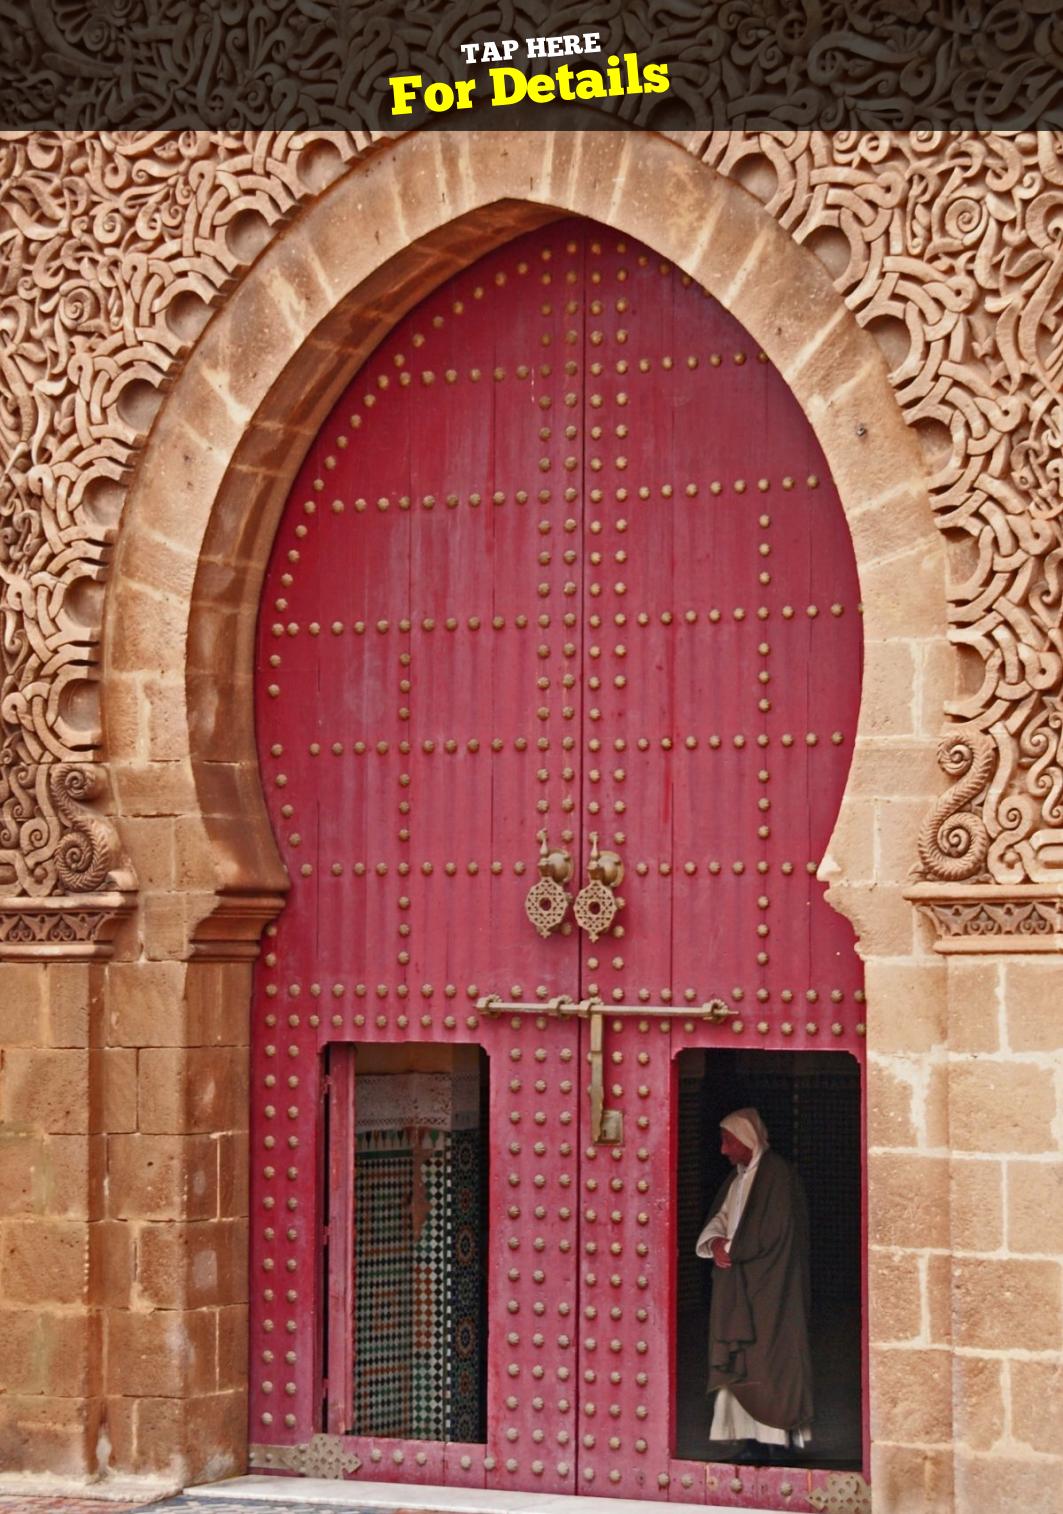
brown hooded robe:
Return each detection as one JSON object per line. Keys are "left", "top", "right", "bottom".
{"left": 705, "top": 1149, "right": 813, "bottom": 1431}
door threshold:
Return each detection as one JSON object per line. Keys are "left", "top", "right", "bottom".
{"left": 191, "top": 1475, "right": 778, "bottom": 1514}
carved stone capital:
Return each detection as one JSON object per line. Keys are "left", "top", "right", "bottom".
{"left": 0, "top": 891, "right": 137, "bottom": 960}
{"left": 190, "top": 891, "right": 287, "bottom": 961}
{"left": 907, "top": 884, "right": 1063, "bottom": 954}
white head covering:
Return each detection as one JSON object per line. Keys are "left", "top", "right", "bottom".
{"left": 720, "top": 1107, "right": 770, "bottom": 1163}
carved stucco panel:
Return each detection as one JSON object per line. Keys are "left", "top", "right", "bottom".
{"left": 1, "top": 129, "right": 1061, "bottom": 945}
{"left": 696, "top": 132, "right": 1063, "bottom": 895}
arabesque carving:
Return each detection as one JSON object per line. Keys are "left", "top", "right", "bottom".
{"left": 1, "top": 129, "right": 1062, "bottom": 946}
{"left": 698, "top": 131, "right": 1063, "bottom": 894}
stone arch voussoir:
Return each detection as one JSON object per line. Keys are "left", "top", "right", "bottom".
{"left": 104, "top": 128, "right": 942, "bottom": 962}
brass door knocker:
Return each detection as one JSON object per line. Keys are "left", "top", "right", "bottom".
{"left": 573, "top": 832, "right": 624, "bottom": 942}
{"left": 524, "top": 829, "right": 574, "bottom": 938}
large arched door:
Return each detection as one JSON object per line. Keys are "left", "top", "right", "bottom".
{"left": 250, "top": 220, "right": 865, "bottom": 1508}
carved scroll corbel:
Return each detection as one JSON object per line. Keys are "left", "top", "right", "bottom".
{"left": 0, "top": 762, "right": 137, "bottom": 959}
{"left": 49, "top": 763, "right": 131, "bottom": 893}
{"left": 916, "top": 732, "right": 995, "bottom": 882}
{"left": 908, "top": 729, "right": 1063, "bottom": 952}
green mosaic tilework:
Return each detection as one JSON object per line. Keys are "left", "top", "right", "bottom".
{"left": 353, "top": 1137, "right": 414, "bottom": 1436}
{"left": 352, "top": 1126, "right": 486, "bottom": 1441}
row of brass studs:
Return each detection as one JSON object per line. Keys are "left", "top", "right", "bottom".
{"left": 272, "top": 729, "right": 847, "bottom": 757}
{"left": 287, "top": 858, "right": 827, "bottom": 876}
{"left": 284, "top": 858, "right": 830, "bottom": 880}
{"left": 256, "top": 921, "right": 299, "bottom": 1422}
{"left": 262, "top": 981, "right": 863, "bottom": 1008}
{"left": 259, "top": 989, "right": 864, "bottom": 1015}
{"left": 272, "top": 733, "right": 848, "bottom": 756}
{"left": 269, "top": 605, "right": 853, "bottom": 635}
{"left": 342, "top": 353, "right": 772, "bottom": 434}
{"left": 754, "top": 525, "right": 773, "bottom": 724}
{"left": 348, "top": 351, "right": 772, "bottom": 389}
{"left": 529, "top": 259, "right": 577, "bottom": 878}
{"left": 258, "top": 982, "right": 861, "bottom": 1011}
{"left": 346, "top": 346, "right": 766, "bottom": 376}
{"left": 251, "top": 1450, "right": 773, "bottom": 1491}
{"left": 581, "top": 289, "right": 627, "bottom": 891}
{"left": 492, "top": 314, "right": 583, "bottom": 1486}
{"left": 294, "top": 475, "right": 822, "bottom": 512}
{"left": 359, "top": 346, "right": 767, "bottom": 367}
{"left": 394, "top": 635, "right": 409, "bottom": 971}
{"left": 259, "top": 1010, "right": 865, "bottom": 1037}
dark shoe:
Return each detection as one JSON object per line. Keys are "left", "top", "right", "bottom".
{"left": 730, "top": 1439, "right": 762, "bottom": 1464}
{"left": 707, "top": 1438, "right": 747, "bottom": 1463}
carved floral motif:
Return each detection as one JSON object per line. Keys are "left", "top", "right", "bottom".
{"left": 0, "top": 129, "right": 1061, "bottom": 942}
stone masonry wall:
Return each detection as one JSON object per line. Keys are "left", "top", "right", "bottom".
{"left": 863, "top": 953, "right": 1062, "bottom": 1514}
{"left": 0, "top": 959, "right": 250, "bottom": 1485}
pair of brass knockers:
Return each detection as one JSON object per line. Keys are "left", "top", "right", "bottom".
{"left": 524, "top": 829, "right": 624, "bottom": 942}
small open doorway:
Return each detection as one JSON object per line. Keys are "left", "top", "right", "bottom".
{"left": 324, "top": 1043, "right": 490, "bottom": 1445}
{"left": 675, "top": 1050, "right": 863, "bottom": 1469}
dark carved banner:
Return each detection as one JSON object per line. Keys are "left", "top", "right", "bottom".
{"left": 1, "top": 2, "right": 1063, "bottom": 130}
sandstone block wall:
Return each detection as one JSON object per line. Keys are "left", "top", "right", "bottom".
{"left": 0, "top": 960, "right": 250, "bottom": 1485}
{"left": 864, "top": 956, "right": 1062, "bottom": 1514}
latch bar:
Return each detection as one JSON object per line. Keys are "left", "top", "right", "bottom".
{"left": 477, "top": 993, "right": 736, "bottom": 1143}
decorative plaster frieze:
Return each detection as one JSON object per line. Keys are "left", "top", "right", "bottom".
{"left": 0, "top": 888, "right": 135, "bottom": 957}
{"left": 907, "top": 882, "right": 1063, "bottom": 953}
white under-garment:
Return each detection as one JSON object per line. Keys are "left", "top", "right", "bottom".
{"left": 710, "top": 1388, "right": 809, "bottom": 1448}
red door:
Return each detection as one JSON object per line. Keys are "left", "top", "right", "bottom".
{"left": 250, "top": 220, "right": 865, "bottom": 1506}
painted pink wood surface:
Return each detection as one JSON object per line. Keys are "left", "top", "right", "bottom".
{"left": 251, "top": 219, "right": 865, "bottom": 1504}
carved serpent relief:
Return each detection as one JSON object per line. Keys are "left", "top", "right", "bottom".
{"left": 917, "top": 734, "right": 996, "bottom": 884}
{"left": 0, "top": 130, "right": 1061, "bottom": 927}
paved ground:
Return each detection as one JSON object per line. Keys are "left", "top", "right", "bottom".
{"left": 0, "top": 1502, "right": 157, "bottom": 1514}
{"left": 0, "top": 1501, "right": 421, "bottom": 1514}
{"left": 158, "top": 1503, "right": 415, "bottom": 1514}
{"left": 0, "top": 1502, "right": 388, "bottom": 1514}
{"left": 164, "top": 1503, "right": 404, "bottom": 1514}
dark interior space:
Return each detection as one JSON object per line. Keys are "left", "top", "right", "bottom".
{"left": 675, "top": 1049, "right": 863, "bottom": 1469}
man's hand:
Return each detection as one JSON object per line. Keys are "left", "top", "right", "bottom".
{"left": 710, "top": 1237, "right": 732, "bottom": 1269}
